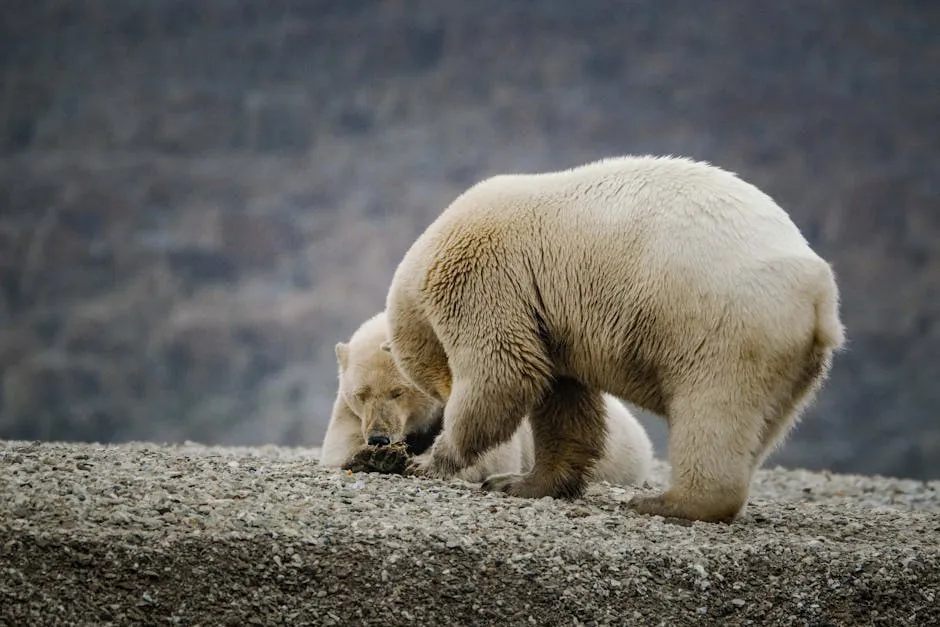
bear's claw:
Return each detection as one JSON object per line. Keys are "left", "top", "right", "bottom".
{"left": 404, "top": 451, "right": 444, "bottom": 478}
{"left": 403, "top": 454, "right": 430, "bottom": 477}
{"left": 404, "top": 449, "right": 464, "bottom": 480}
{"left": 480, "top": 473, "right": 527, "bottom": 494}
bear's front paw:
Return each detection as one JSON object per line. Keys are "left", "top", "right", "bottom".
{"left": 481, "top": 471, "right": 587, "bottom": 499}
{"left": 405, "top": 449, "right": 461, "bottom": 479}
{"left": 480, "top": 473, "right": 528, "bottom": 495}
{"left": 404, "top": 452, "right": 433, "bottom": 477}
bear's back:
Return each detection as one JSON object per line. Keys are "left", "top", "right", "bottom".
{"left": 436, "top": 157, "right": 829, "bottom": 356}
{"left": 442, "top": 155, "right": 818, "bottom": 273}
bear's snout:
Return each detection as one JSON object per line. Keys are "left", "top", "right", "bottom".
{"left": 367, "top": 433, "right": 391, "bottom": 447}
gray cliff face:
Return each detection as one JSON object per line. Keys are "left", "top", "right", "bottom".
{"left": 1, "top": 441, "right": 938, "bottom": 626}
{"left": 0, "top": 1, "right": 938, "bottom": 479}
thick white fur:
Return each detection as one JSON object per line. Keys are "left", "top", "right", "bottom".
{"left": 319, "top": 312, "right": 653, "bottom": 487}
{"left": 385, "top": 155, "right": 845, "bottom": 523}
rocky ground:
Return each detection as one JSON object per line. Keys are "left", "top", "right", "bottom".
{"left": 1, "top": 440, "right": 937, "bottom": 626}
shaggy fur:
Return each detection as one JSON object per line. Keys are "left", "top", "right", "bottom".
{"left": 319, "top": 312, "right": 653, "bottom": 486}
{"left": 385, "top": 155, "right": 845, "bottom": 523}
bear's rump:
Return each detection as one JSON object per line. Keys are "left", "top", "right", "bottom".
{"left": 530, "top": 248, "right": 820, "bottom": 410}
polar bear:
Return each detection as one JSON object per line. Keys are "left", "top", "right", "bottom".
{"left": 319, "top": 311, "right": 653, "bottom": 487}
{"left": 384, "top": 155, "right": 845, "bottom": 523}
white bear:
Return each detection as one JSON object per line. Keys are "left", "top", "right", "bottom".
{"left": 319, "top": 311, "right": 653, "bottom": 487}
{"left": 384, "top": 155, "right": 845, "bottom": 523}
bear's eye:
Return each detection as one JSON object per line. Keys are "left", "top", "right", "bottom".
{"left": 353, "top": 389, "right": 369, "bottom": 403}
{"left": 389, "top": 389, "right": 404, "bottom": 400}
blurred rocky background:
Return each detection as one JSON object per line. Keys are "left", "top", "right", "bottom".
{"left": 0, "top": 0, "right": 937, "bottom": 480}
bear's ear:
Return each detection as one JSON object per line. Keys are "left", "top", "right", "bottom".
{"left": 379, "top": 341, "right": 392, "bottom": 353}
{"left": 335, "top": 342, "right": 349, "bottom": 369}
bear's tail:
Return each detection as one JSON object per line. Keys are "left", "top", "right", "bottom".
{"left": 812, "top": 265, "right": 846, "bottom": 353}
{"left": 785, "top": 267, "right": 845, "bottom": 416}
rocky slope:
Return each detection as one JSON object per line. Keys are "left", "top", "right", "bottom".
{"left": 0, "top": 0, "right": 938, "bottom": 479}
{"left": 1, "top": 440, "right": 938, "bottom": 626}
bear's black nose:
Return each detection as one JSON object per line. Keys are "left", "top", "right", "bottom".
{"left": 368, "top": 434, "right": 391, "bottom": 447}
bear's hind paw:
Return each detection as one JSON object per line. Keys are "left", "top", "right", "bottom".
{"left": 627, "top": 492, "right": 741, "bottom": 524}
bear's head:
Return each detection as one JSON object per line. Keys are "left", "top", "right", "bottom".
{"left": 335, "top": 313, "right": 442, "bottom": 449}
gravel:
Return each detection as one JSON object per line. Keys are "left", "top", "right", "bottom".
{"left": 1, "top": 440, "right": 938, "bottom": 626}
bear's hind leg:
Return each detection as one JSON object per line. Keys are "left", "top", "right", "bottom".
{"left": 629, "top": 386, "right": 764, "bottom": 523}
{"left": 751, "top": 342, "right": 835, "bottom": 473}
{"left": 482, "top": 377, "right": 606, "bottom": 499}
